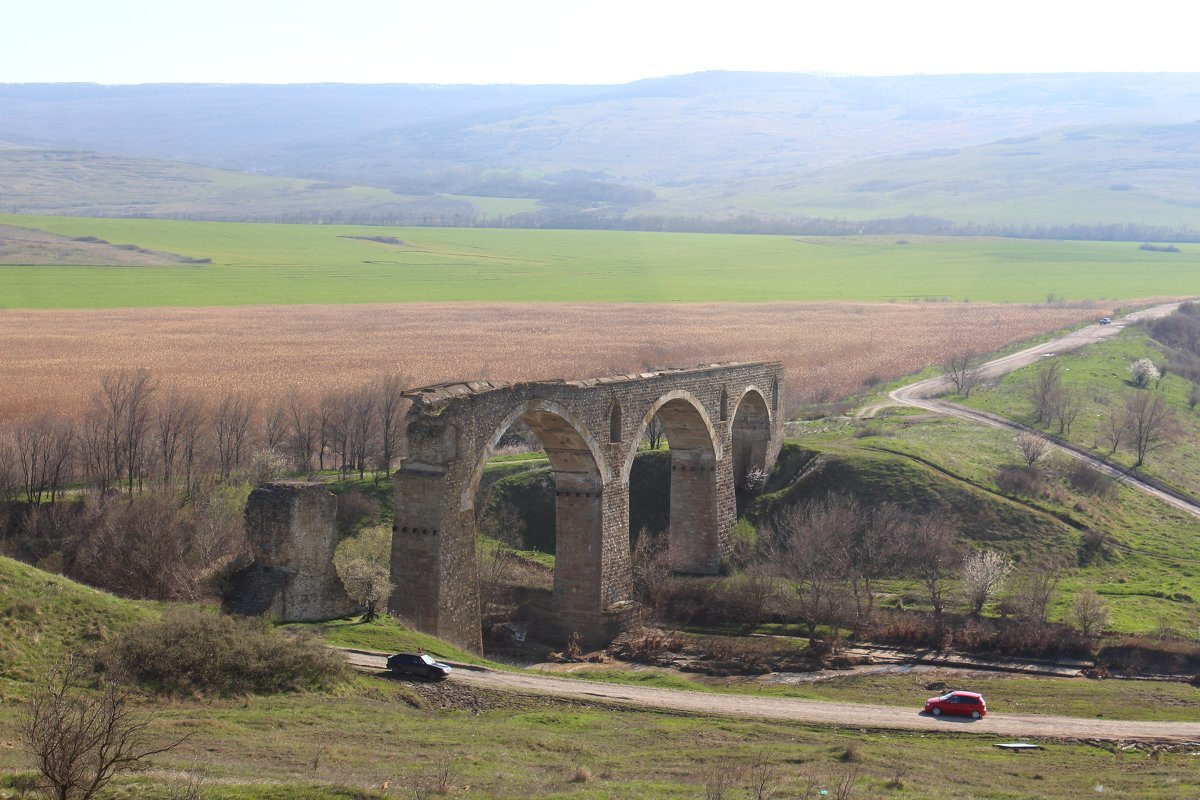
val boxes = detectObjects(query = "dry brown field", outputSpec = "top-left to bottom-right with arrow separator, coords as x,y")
0,302 -> 1103,423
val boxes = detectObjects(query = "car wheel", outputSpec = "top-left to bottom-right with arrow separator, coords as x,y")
932,707 -> 941,716
971,710 -> 981,719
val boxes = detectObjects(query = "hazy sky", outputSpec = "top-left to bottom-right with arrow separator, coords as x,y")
9,0 -> 1200,84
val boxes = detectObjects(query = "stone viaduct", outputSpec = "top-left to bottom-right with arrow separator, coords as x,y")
389,362 -> 785,652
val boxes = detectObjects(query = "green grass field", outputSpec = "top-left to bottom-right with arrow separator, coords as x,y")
3,215 -> 1200,307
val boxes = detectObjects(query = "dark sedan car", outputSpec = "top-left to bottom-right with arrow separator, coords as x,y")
386,652 -> 453,680
924,690 -> 987,719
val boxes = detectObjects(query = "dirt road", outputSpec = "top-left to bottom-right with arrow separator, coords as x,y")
860,301 -> 1200,520
344,651 -> 1200,743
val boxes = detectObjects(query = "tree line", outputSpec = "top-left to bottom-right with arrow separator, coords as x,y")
0,369 -> 411,506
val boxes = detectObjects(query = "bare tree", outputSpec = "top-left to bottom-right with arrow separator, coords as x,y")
346,387 -> 377,479
1029,359 -> 1062,424
13,415 -> 75,505
95,370 -> 157,495
1049,385 -> 1081,436
284,391 -> 317,473
77,410 -> 114,492
154,393 -> 204,488
1070,590 -> 1111,638
943,352 -> 982,398
1014,431 -> 1050,467
339,559 -> 394,622
643,413 -> 665,450
1007,563 -> 1060,624
0,435 -> 15,501
377,374 -> 409,478
22,658 -> 190,800
907,512 -> 961,624
1123,391 -> 1175,467
841,500 -> 909,631
213,393 -> 255,479
476,498 -> 527,621
962,548 -> 1013,617
314,393 -> 338,472
1100,404 -> 1126,457
1188,381 -> 1200,412
262,402 -> 289,453
767,495 -> 855,643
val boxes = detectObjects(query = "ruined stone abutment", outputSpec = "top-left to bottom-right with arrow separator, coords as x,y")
389,362 -> 784,652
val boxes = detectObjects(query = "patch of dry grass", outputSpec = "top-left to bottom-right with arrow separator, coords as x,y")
0,302 -> 1100,422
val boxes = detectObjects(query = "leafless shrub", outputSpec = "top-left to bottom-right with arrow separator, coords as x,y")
476,498 -> 526,623
700,757 -> 743,800
1068,460 -> 1115,498
413,754 -> 461,799
745,751 -> 783,800
1071,590 -> 1112,638
1014,431 -> 1050,467
1006,563 -> 1062,624
995,464 -> 1041,496
962,548 -> 1013,617
21,657 -> 191,800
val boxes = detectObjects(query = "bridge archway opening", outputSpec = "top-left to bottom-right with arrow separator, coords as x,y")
466,401 -> 609,648
631,392 -> 722,575
732,387 -> 772,513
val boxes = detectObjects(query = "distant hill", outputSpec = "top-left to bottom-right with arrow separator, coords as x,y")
671,122 -> 1200,231
0,148 -> 479,222
4,73 -> 1200,233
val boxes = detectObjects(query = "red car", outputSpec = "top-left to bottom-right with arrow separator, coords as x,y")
924,691 -> 987,719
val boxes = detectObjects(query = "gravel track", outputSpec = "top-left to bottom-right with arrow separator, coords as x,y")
344,651 -> 1200,743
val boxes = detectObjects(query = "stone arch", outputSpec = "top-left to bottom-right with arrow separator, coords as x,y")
462,398 -> 620,644
622,390 -> 721,482
462,399 -> 611,512
625,390 -> 722,575
732,386 -> 772,498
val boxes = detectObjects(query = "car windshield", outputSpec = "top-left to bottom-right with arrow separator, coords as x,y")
420,654 -> 436,665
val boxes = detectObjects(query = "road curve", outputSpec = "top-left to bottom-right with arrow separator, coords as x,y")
344,651 -> 1200,743
863,301 -> 1200,520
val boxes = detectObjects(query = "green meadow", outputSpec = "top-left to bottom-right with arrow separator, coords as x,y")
2,215 -> 1199,308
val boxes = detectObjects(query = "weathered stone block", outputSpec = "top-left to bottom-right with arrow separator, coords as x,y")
224,481 -> 354,622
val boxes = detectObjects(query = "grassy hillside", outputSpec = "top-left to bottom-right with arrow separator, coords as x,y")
4,215 -> 1200,307
0,554 -> 157,684
769,417 -> 1200,634
961,325 -> 1200,499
